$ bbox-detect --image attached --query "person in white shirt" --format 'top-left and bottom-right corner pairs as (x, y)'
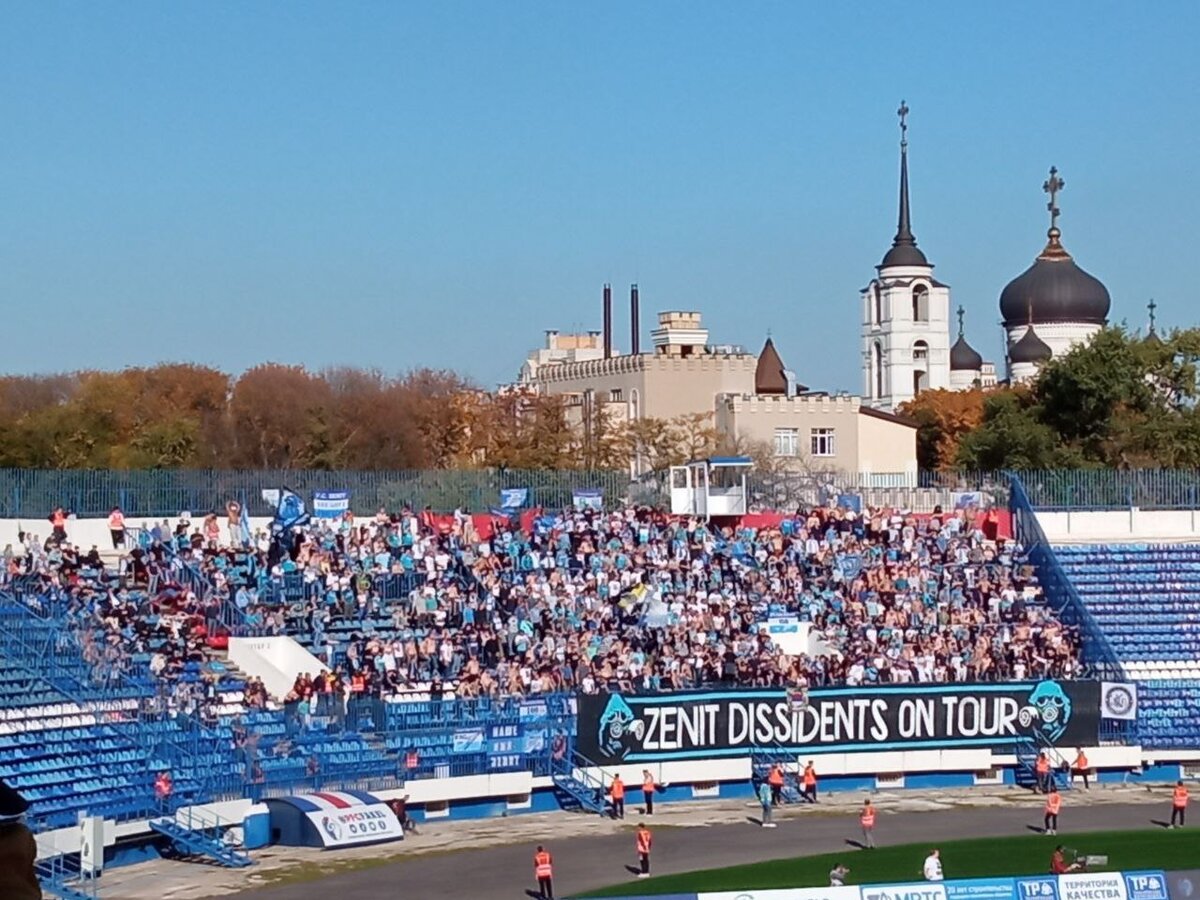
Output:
(923, 849), (943, 881)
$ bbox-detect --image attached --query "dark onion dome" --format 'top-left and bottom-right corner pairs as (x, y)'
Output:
(1008, 326), (1053, 364)
(999, 227), (1111, 327)
(754, 336), (788, 394)
(949, 334), (984, 371)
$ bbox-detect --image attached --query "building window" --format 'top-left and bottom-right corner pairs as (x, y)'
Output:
(774, 428), (799, 457)
(810, 428), (836, 457)
(912, 340), (928, 362)
(873, 341), (884, 399)
(912, 286), (929, 323)
(610, 388), (623, 402)
(873, 285), (882, 327)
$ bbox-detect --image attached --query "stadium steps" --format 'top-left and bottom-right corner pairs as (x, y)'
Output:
(1014, 738), (1071, 792)
(550, 752), (609, 815)
(149, 817), (254, 868)
(750, 748), (803, 804)
(35, 853), (97, 900)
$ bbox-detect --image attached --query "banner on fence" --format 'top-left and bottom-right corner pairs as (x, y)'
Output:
(452, 728), (484, 753)
(1101, 682), (1138, 720)
(836, 493), (863, 514)
(577, 681), (1101, 765)
(573, 488), (604, 510)
(499, 488), (529, 510)
(313, 490), (351, 518)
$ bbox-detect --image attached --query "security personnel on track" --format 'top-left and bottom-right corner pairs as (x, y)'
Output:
(860, 799), (877, 849)
(1171, 780), (1189, 828)
(533, 845), (554, 899)
(768, 764), (784, 806)
(609, 775), (626, 820)
(1044, 785), (1062, 835)
(642, 770), (657, 815)
(802, 761), (818, 803)
(636, 822), (653, 878)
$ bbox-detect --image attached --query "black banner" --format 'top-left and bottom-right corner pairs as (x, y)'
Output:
(577, 681), (1101, 765)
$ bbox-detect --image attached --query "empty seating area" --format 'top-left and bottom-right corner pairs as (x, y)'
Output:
(1055, 543), (1200, 747)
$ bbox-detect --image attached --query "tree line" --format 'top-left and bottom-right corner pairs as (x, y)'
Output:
(0, 364), (732, 471)
(901, 326), (1200, 471)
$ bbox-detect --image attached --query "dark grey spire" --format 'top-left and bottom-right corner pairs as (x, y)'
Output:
(880, 100), (929, 269)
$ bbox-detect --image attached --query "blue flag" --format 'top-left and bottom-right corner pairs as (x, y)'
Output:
(275, 487), (310, 531)
(239, 502), (251, 546)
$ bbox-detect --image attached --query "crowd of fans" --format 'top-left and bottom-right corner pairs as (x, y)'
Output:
(3, 498), (1083, 707)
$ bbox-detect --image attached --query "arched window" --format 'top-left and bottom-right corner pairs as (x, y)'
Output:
(912, 340), (930, 395)
(873, 285), (882, 326)
(873, 341), (884, 399)
(912, 285), (929, 323)
(912, 339), (929, 362)
(628, 389), (640, 422)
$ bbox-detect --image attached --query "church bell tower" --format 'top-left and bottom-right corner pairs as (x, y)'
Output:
(861, 101), (951, 410)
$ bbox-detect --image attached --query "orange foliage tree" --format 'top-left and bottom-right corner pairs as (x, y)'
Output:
(898, 388), (987, 471)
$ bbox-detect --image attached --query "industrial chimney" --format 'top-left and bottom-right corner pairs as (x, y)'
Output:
(602, 283), (612, 359)
(630, 283), (640, 355)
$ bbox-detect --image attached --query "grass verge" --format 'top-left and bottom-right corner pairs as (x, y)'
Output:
(578, 827), (1200, 897)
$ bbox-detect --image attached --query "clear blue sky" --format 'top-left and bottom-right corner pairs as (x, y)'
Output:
(2, 2), (1196, 391)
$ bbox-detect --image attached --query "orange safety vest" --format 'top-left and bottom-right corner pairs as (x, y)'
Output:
(636, 828), (652, 854)
(534, 851), (553, 878)
(610, 778), (625, 800)
(1174, 786), (1190, 808)
(1035, 757), (1050, 774)
(1045, 793), (1062, 814)
(643, 775), (655, 793)
(51, 511), (65, 528)
(768, 767), (784, 787)
(1074, 753), (1089, 770)
(803, 766), (816, 787)
(108, 511), (124, 530)
(861, 806), (876, 828)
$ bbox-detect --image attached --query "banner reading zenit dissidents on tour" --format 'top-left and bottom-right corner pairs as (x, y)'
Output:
(577, 681), (1101, 765)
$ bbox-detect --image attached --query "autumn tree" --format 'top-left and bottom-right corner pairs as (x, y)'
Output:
(899, 388), (986, 471)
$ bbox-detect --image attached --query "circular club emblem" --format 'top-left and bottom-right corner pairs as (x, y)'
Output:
(1105, 685), (1134, 717)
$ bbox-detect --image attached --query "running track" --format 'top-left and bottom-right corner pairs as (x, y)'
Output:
(246, 802), (1192, 900)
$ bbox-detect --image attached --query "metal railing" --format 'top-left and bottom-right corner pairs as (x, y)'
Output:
(1008, 475), (1125, 681)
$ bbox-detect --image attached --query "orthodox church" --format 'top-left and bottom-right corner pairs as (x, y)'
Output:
(862, 103), (1112, 411)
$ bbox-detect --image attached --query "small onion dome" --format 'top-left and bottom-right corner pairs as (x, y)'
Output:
(1008, 326), (1053, 364)
(949, 334), (983, 371)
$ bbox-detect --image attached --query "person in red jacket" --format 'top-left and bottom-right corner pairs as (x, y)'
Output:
(533, 845), (554, 900)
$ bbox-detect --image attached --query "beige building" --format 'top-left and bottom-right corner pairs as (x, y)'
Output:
(514, 305), (918, 479)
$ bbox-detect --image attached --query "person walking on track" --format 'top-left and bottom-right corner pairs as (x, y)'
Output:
(860, 799), (877, 848)
(533, 845), (554, 900)
(642, 770), (656, 815)
(636, 822), (653, 878)
(1044, 785), (1062, 835)
(609, 774), (625, 820)
(1171, 780), (1189, 828)
(802, 761), (818, 803)
(758, 779), (775, 827)
(768, 764), (784, 806)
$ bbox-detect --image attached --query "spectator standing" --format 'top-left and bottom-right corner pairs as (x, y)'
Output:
(107, 507), (126, 550)
(758, 779), (774, 828)
(49, 506), (67, 544)
(830, 863), (850, 887)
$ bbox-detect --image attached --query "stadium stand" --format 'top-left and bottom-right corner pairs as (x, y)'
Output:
(1054, 543), (1200, 748)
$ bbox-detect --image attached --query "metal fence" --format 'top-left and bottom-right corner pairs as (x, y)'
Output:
(5, 467), (1200, 518)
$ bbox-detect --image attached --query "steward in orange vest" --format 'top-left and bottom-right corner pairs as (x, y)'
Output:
(642, 770), (657, 815)
(609, 775), (626, 820)
(1072, 749), (1090, 790)
(860, 799), (877, 849)
(1043, 786), (1062, 835)
(533, 845), (554, 900)
(801, 761), (818, 803)
(635, 823), (653, 877)
(768, 764), (784, 806)
(1171, 781), (1189, 829)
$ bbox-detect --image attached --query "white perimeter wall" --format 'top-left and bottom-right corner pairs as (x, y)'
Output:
(1037, 509), (1200, 543)
(0, 515), (280, 553)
